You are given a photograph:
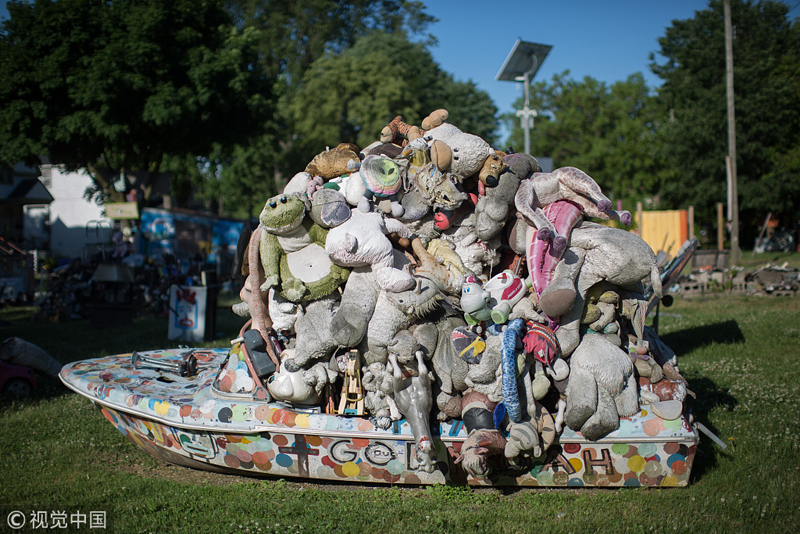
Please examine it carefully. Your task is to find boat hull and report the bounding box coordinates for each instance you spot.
[62,350,699,487]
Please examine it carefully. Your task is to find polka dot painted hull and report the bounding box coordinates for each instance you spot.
[60,348,699,487]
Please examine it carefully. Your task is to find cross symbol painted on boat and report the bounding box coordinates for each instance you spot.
[278,435,319,478]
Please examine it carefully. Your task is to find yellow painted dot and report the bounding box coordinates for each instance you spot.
[660,475,679,487]
[568,457,583,473]
[627,455,646,472]
[154,401,170,416]
[640,409,648,417]
[295,414,310,428]
[342,461,360,477]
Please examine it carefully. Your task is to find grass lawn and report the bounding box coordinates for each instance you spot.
[1,269,799,533]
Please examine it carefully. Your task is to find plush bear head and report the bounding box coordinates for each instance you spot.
[478,150,508,187]
[504,153,541,180]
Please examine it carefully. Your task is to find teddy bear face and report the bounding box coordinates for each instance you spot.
[259,194,307,235]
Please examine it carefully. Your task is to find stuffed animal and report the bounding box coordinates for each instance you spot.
[258,193,349,303]
[266,349,338,406]
[388,350,437,473]
[423,122,495,181]
[325,209,415,293]
[308,187,351,228]
[515,166,632,254]
[564,334,639,441]
[477,150,508,188]
[460,270,529,325]
[355,154,404,217]
[550,221,664,356]
[474,167,522,242]
[305,142,361,180]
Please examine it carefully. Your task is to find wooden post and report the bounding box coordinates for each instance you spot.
[724,0,740,265]
[636,201,643,236]
[688,205,695,241]
[717,202,724,251]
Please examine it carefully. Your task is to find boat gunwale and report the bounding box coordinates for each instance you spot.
[60,373,699,446]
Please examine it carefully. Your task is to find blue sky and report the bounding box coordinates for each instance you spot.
[1,0,712,118]
[424,0,712,117]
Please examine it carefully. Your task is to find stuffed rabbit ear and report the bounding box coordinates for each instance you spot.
[454,454,464,464]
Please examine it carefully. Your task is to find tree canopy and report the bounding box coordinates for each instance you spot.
[289,31,498,161]
[651,0,800,227]
[502,71,665,211]
[0,0,273,203]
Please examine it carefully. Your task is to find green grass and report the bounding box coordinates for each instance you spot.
[1,289,799,533]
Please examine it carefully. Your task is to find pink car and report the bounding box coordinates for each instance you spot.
[0,360,38,397]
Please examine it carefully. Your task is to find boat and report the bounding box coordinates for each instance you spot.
[60,344,699,487]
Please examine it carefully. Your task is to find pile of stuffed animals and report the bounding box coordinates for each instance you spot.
[233,109,693,478]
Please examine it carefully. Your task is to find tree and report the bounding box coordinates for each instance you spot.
[501,71,666,209]
[0,0,273,204]
[287,31,499,169]
[220,1,440,187]
[651,0,800,236]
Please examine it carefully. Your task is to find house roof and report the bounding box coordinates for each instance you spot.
[2,178,54,205]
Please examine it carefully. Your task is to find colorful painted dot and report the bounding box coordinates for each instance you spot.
[341,462,360,477]
[644,460,663,478]
[667,453,685,468]
[568,458,583,473]
[536,471,554,486]
[611,443,630,455]
[294,414,310,429]
[567,478,584,486]
[275,453,293,468]
[637,443,657,458]
[386,459,405,475]
[661,475,679,487]
[627,455,646,472]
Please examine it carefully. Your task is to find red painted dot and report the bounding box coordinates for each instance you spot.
[273,434,289,447]
[563,443,581,454]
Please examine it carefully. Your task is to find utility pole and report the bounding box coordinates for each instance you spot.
[724,0,740,264]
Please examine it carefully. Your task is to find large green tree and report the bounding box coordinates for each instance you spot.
[0,0,273,204]
[651,0,800,234]
[502,71,666,209]
[288,31,499,162]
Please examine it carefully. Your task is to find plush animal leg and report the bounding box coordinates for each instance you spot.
[388,352,437,473]
[515,179,557,242]
[554,397,567,433]
[246,226,273,343]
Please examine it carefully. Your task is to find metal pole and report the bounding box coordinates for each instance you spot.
[724,0,740,265]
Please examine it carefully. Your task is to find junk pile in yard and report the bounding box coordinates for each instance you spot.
[674,260,799,298]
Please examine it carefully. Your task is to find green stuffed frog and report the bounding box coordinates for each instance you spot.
[259,193,349,303]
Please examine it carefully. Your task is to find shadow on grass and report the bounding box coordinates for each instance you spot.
[659,320,745,357]
[685,376,738,483]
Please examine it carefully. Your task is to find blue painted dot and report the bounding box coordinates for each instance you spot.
[667,453,685,467]
[567,478,584,486]
[276,453,293,468]
[624,478,641,487]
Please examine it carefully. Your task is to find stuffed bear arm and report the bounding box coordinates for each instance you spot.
[384,217,414,240]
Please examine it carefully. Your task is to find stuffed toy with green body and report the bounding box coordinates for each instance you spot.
[258,193,349,303]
